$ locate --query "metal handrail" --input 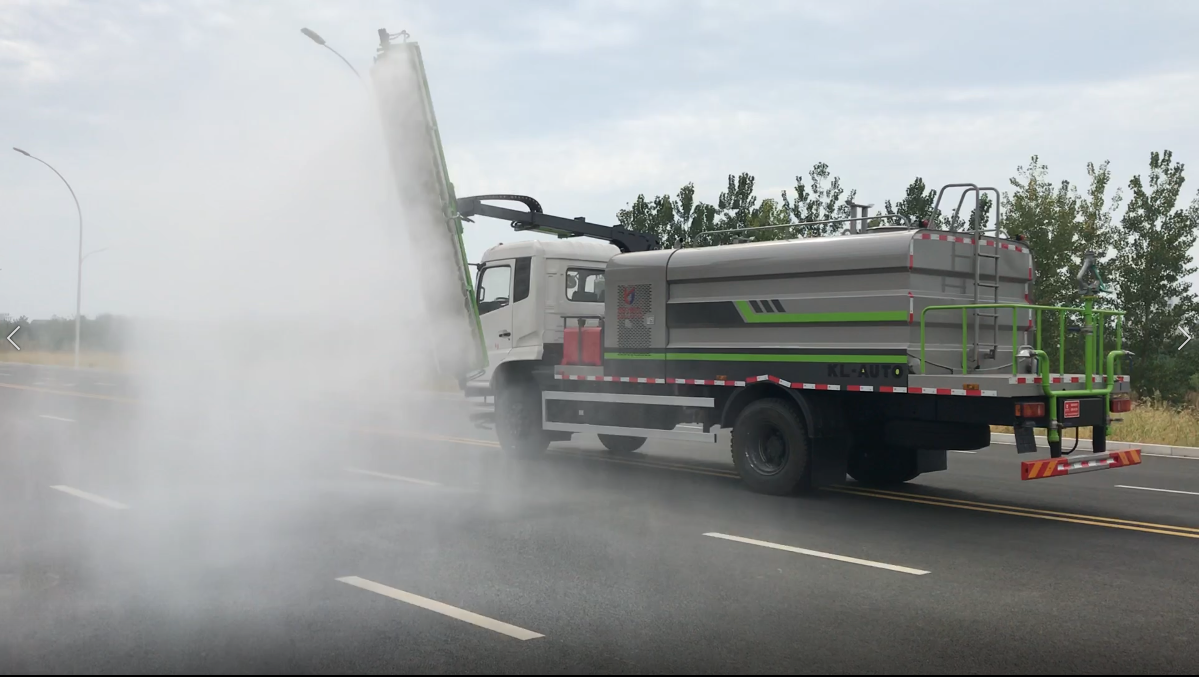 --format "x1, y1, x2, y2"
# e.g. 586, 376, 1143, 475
693, 212, 914, 244
919, 303, 1125, 377
950, 186, 1003, 233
